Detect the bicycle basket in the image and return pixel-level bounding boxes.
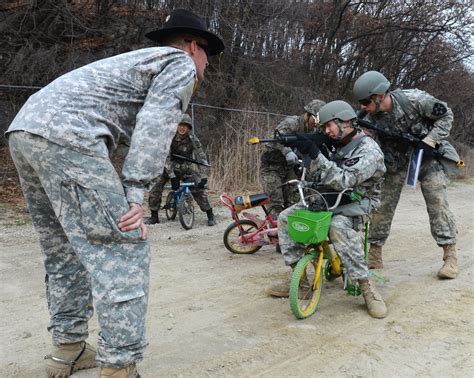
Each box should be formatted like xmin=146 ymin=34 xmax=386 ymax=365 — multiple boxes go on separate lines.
xmin=288 ymin=210 xmax=332 ymax=244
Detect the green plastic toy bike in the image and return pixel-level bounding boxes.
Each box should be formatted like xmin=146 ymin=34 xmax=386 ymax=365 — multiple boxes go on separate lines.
xmin=286 ymin=180 xmax=383 ymax=319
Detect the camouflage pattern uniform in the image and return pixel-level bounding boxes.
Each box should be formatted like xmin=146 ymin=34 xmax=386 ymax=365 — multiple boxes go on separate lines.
xmin=7 ymin=46 xmax=197 ymax=367
xmin=148 ymin=131 xmax=211 ymax=212
xmin=278 ymin=133 xmax=386 ymax=280
xmin=260 ymin=115 xmax=308 ymax=216
xmin=367 ymin=89 xmax=458 ymax=247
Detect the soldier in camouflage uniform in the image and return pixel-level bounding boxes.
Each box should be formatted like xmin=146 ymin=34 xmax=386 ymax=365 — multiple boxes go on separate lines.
xmin=260 ymin=99 xmax=326 ymax=217
xmin=267 ymin=101 xmax=388 ymax=319
xmin=353 ymin=71 xmax=459 ymax=279
xmin=145 ymin=113 xmax=215 ymax=226
xmin=6 ymin=9 xmax=224 ymax=378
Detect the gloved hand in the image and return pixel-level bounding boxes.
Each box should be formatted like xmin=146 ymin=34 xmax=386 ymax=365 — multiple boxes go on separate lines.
xmin=170 ymin=177 xmax=180 ymax=191
xmin=197 ymin=177 xmax=208 ymax=189
xmin=285 ymin=151 xmax=299 ymax=166
xmin=293 ymin=137 xmax=321 ymax=159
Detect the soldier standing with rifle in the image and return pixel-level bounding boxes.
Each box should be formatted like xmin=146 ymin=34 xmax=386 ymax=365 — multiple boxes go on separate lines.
xmin=353 ymin=71 xmax=460 ymax=279
xmin=145 ymin=113 xmax=216 ymax=226
xmin=260 ymin=99 xmax=326 ymax=218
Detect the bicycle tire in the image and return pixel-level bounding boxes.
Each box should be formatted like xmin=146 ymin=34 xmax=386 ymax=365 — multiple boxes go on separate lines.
xmin=165 ymin=191 xmax=177 ymax=220
xmin=223 ymin=220 xmax=262 ymax=254
xmin=178 ymin=193 xmax=194 ymax=230
xmin=290 ymin=251 xmax=324 ymax=319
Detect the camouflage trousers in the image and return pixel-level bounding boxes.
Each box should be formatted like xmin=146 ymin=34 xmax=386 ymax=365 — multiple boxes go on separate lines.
xmin=369 ymin=158 xmax=457 ymax=247
xmin=260 ymin=159 xmax=298 ymax=217
xmin=9 ymin=132 xmax=150 ymax=368
xmin=278 ymin=203 xmax=369 ymax=280
xmin=148 ymin=174 xmax=211 ymax=212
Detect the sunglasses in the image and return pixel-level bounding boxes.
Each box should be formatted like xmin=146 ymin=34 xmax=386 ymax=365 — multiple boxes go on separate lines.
xmin=185 ymin=39 xmax=210 ymax=58
xmin=359 ymin=97 xmax=373 ymax=106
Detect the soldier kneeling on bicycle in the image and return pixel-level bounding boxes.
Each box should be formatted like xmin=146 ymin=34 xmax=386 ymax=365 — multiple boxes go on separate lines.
xmin=145 ymin=114 xmax=216 ymax=226
xmin=267 ymin=100 xmax=388 ymax=319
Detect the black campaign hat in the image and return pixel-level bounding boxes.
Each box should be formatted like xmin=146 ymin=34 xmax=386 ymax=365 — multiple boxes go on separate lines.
xmin=145 ymin=9 xmax=224 ymax=56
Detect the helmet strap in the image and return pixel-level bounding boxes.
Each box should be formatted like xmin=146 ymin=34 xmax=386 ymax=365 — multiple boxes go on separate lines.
xmin=333 ymin=119 xmax=346 ymax=141
xmin=338 ymin=129 xmax=358 ymax=145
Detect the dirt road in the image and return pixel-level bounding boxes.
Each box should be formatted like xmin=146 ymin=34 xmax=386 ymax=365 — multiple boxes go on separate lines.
xmin=1 ymin=181 xmax=473 ymax=377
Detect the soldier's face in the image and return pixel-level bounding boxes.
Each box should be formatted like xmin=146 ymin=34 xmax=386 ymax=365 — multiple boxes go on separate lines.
xmin=187 ymin=39 xmax=209 ymax=82
xmin=359 ymin=95 xmax=378 ymax=114
xmin=321 ymin=120 xmax=351 ymax=140
xmin=321 ymin=121 xmax=339 ymax=139
xmin=177 ymin=123 xmax=190 ymax=136
xmin=307 ymin=114 xmax=317 ymax=129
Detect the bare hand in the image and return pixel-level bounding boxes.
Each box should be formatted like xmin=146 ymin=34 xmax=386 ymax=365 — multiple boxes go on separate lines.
xmin=118 ymin=203 xmax=148 ymax=240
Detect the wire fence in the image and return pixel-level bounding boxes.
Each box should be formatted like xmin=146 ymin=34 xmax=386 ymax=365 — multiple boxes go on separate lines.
xmin=0 ymin=84 xmax=291 ymax=191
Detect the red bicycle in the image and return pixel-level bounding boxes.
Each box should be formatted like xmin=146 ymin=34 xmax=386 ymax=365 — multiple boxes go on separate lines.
xmin=220 ymin=193 xmax=279 ymax=254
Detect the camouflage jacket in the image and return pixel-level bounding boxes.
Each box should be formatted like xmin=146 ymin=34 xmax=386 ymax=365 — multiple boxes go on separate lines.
xmin=6 ymin=47 xmax=197 ymax=204
xmin=367 ymin=89 xmax=459 ymax=173
xmin=308 ymin=132 xmax=386 ymax=215
xmin=170 ymin=132 xmax=209 ymax=178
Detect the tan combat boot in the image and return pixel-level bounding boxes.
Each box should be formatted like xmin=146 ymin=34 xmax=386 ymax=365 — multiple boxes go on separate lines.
xmin=45 ymin=341 xmax=97 ymax=378
xmin=359 ymin=279 xmax=387 ymax=319
xmin=100 ymin=363 xmax=140 ymax=378
xmin=368 ymin=244 xmax=383 ymax=269
xmin=437 ymin=244 xmax=458 ymax=279
xmin=266 ymin=263 xmax=310 ymax=298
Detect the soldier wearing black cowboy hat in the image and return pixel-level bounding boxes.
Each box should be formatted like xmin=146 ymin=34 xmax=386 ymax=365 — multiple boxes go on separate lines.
xmin=6 ymin=8 xmax=224 ymax=378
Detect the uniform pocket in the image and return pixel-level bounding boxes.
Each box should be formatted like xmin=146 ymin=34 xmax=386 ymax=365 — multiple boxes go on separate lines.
xmin=108 ymin=285 xmax=145 ymax=304
xmin=75 ymin=184 xmax=142 ymax=244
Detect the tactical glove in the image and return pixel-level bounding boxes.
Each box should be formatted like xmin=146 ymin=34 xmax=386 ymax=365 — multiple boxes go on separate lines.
xmin=293 ymin=137 xmax=321 ymax=159
xmin=285 ymin=151 xmax=299 ymax=166
xmin=197 ymin=177 xmax=208 ymax=189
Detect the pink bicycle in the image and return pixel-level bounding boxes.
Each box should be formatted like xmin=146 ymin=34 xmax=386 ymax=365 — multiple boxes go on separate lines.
xmin=220 ymin=193 xmax=279 ymax=254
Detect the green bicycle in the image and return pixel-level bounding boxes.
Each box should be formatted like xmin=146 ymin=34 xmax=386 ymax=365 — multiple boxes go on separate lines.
xmin=286 ymin=182 xmax=380 ymax=319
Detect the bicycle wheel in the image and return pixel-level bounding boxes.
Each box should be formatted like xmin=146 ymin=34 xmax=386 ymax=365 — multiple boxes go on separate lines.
xmin=178 ymin=193 xmax=194 ymax=230
xmin=290 ymin=251 xmax=324 ymax=319
xmin=164 ymin=191 xmax=177 ymax=220
xmin=223 ymin=220 xmax=262 ymax=254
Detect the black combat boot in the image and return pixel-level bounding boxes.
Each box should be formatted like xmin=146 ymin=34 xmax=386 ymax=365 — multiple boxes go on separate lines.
xmin=206 ymin=209 xmax=216 ymax=226
xmin=145 ymin=210 xmax=160 ymax=225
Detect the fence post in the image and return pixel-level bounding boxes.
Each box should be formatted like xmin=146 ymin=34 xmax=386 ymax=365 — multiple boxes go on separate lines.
xmin=191 ymin=103 xmax=195 ymax=134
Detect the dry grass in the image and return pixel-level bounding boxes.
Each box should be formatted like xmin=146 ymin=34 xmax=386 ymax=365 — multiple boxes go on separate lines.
xmin=206 ymin=121 xmax=474 ymax=193
xmin=206 ymin=113 xmax=280 ymax=194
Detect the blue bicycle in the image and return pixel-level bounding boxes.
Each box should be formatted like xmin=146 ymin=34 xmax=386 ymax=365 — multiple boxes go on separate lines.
xmin=163 ymin=178 xmax=196 ymax=230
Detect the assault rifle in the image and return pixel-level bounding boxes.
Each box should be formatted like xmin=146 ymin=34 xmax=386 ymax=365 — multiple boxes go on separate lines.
xmin=249 ymin=130 xmax=336 ymax=157
xmin=356 ymin=111 xmax=464 ymax=168
xmin=171 ymin=153 xmax=211 ymax=167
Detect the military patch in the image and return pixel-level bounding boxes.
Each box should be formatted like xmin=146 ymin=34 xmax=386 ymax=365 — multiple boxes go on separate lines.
xmin=432 ymin=103 xmax=447 ymax=117
xmin=344 ymin=157 xmax=360 ymax=167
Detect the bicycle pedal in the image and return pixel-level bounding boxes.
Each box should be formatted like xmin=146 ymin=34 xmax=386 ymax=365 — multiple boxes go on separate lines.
xmin=346 ymin=284 xmax=361 ymax=296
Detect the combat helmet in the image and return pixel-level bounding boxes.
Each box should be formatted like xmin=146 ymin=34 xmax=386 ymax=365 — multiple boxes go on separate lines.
xmin=353 ymin=71 xmax=390 ymax=101
xmin=304 ymin=99 xmax=326 ymax=116
xmin=180 ymin=113 xmax=193 ymax=128
xmin=318 ymin=100 xmax=357 ymax=124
